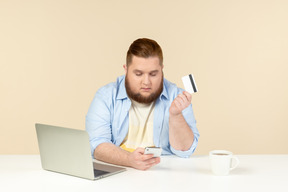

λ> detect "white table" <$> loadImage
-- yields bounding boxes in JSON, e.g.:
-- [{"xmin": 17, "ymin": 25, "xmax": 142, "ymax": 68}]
[{"xmin": 1, "ymin": 155, "xmax": 288, "ymax": 192}]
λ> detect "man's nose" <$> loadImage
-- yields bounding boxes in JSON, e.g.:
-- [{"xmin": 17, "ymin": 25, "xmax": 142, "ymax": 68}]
[{"xmin": 142, "ymin": 75, "xmax": 151, "ymax": 85}]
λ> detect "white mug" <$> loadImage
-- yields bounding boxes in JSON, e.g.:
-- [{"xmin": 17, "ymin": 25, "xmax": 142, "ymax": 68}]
[{"xmin": 209, "ymin": 150, "xmax": 239, "ymax": 176}]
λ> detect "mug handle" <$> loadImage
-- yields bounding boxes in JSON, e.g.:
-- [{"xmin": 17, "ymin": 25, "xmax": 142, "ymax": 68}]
[{"xmin": 230, "ymin": 156, "xmax": 240, "ymax": 170}]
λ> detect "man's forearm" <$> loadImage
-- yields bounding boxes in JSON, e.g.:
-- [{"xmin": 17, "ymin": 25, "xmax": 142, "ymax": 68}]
[
  {"xmin": 94, "ymin": 143, "xmax": 131, "ymax": 167},
  {"xmin": 169, "ymin": 113, "xmax": 194, "ymax": 151}
]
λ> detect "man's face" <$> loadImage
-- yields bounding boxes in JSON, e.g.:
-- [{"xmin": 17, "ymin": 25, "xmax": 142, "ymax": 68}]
[{"xmin": 124, "ymin": 56, "xmax": 163, "ymax": 104}]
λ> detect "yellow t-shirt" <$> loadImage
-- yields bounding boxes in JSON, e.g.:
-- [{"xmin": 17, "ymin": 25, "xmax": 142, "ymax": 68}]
[{"xmin": 120, "ymin": 100, "xmax": 155, "ymax": 152}]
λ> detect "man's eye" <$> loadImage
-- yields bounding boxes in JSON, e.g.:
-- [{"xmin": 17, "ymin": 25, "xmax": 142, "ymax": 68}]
[
  {"xmin": 150, "ymin": 73, "xmax": 157, "ymax": 76},
  {"xmin": 136, "ymin": 73, "xmax": 142, "ymax": 76}
]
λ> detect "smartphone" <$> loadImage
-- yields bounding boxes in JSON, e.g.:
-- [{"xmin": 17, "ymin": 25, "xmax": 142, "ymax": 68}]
[{"xmin": 144, "ymin": 147, "xmax": 162, "ymax": 157}]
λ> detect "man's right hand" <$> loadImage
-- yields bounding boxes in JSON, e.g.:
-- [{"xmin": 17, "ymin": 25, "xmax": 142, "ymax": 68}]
[
  {"xmin": 128, "ymin": 147, "xmax": 161, "ymax": 170},
  {"xmin": 94, "ymin": 143, "xmax": 160, "ymax": 171}
]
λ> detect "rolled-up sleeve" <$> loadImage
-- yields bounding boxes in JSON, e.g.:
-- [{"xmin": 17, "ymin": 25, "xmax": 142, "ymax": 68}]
[
  {"xmin": 86, "ymin": 88, "xmax": 113, "ymax": 156},
  {"xmin": 170, "ymin": 137, "xmax": 199, "ymax": 158}
]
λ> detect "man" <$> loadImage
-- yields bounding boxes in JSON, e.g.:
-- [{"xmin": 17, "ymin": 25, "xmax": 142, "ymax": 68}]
[{"xmin": 86, "ymin": 38, "xmax": 199, "ymax": 170}]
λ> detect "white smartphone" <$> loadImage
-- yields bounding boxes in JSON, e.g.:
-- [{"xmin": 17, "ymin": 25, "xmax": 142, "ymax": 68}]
[{"xmin": 144, "ymin": 147, "xmax": 162, "ymax": 157}]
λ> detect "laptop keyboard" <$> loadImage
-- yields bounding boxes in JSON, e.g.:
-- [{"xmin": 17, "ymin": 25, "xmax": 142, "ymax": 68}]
[{"xmin": 94, "ymin": 169, "xmax": 109, "ymax": 177}]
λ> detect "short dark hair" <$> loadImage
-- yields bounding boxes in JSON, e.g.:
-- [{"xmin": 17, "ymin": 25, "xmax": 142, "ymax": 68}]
[{"xmin": 126, "ymin": 38, "xmax": 163, "ymax": 67}]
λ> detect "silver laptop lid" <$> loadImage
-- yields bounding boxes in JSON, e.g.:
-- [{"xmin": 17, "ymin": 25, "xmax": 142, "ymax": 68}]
[
  {"xmin": 36, "ymin": 123, "xmax": 126, "ymax": 180},
  {"xmin": 36, "ymin": 123, "xmax": 96, "ymax": 180}
]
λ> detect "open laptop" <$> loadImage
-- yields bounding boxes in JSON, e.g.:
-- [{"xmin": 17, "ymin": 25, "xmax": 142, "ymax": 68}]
[{"xmin": 35, "ymin": 123, "xmax": 126, "ymax": 180}]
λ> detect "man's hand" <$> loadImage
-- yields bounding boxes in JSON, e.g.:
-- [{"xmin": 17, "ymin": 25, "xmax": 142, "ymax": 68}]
[
  {"xmin": 169, "ymin": 91, "xmax": 192, "ymax": 116},
  {"xmin": 128, "ymin": 147, "xmax": 160, "ymax": 170}
]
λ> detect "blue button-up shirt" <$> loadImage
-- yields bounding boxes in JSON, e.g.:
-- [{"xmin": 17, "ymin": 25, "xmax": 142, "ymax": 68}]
[{"xmin": 86, "ymin": 75, "xmax": 199, "ymax": 158}]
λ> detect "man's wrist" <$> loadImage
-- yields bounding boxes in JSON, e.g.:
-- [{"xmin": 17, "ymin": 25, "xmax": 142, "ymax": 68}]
[{"xmin": 169, "ymin": 111, "xmax": 182, "ymax": 118}]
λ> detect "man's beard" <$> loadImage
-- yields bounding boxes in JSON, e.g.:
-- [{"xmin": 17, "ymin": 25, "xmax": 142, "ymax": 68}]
[{"xmin": 125, "ymin": 75, "xmax": 163, "ymax": 104}]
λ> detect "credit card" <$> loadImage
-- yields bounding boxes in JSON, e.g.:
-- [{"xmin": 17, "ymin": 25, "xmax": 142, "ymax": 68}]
[{"xmin": 182, "ymin": 74, "xmax": 198, "ymax": 94}]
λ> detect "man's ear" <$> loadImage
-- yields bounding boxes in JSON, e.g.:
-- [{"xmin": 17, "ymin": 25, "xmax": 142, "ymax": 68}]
[{"xmin": 123, "ymin": 64, "xmax": 127, "ymax": 74}]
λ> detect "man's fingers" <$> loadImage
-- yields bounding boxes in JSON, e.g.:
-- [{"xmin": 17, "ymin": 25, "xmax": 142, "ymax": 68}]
[
  {"xmin": 175, "ymin": 95, "xmax": 187, "ymax": 107},
  {"xmin": 144, "ymin": 157, "xmax": 161, "ymax": 168},
  {"xmin": 176, "ymin": 92, "xmax": 192, "ymax": 106},
  {"xmin": 173, "ymin": 100, "xmax": 181, "ymax": 108},
  {"xmin": 177, "ymin": 94, "xmax": 186, "ymax": 102},
  {"xmin": 134, "ymin": 147, "xmax": 154, "ymax": 161},
  {"xmin": 141, "ymin": 154, "xmax": 154, "ymax": 161},
  {"xmin": 183, "ymin": 91, "xmax": 192, "ymax": 101},
  {"xmin": 134, "ymin": 147, "xmax": 145, "ymax": 154},
  {"xmin": 179, "ymin": 92, "xmax": 191, "ymax": 102}
]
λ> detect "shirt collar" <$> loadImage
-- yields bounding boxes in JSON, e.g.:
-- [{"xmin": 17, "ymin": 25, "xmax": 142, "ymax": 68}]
[
  {"xmin": 160, "ymin": 79, "xmax": 169, "ymax": 100},
  {"xmin": 116, "ymin": 75, "xmax": 128, "ymax": 100},
  {"xmin": 116, "ymin": 75, "xmax": 169, "ymax": 101}
]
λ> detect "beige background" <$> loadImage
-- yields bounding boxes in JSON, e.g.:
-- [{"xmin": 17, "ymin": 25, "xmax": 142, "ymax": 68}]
[{"xmin": 1, "ymin": 0, "xmax": 288, "ymax": 155}]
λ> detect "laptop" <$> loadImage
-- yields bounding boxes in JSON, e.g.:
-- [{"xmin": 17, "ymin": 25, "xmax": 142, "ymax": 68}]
[{"xmin": 35, "ymin": 123, "xmax": 126, "ymax": 180}]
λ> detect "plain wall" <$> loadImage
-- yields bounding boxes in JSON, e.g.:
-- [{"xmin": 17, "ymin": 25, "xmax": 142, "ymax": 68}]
[{"xmin": 1, "ymin": 0, "xmax": 288, "ymax": 155}]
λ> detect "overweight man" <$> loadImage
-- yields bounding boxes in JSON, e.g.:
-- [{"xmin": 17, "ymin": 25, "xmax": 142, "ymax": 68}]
[{"xmin": 86, "ymin": 38, "xmax": 199, "ymax": 170}]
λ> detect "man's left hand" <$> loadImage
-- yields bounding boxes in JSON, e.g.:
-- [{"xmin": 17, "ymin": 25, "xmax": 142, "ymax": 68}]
[{"xmin": 169, "ymin": 91, "xmax": 192, "ymax": 116}]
